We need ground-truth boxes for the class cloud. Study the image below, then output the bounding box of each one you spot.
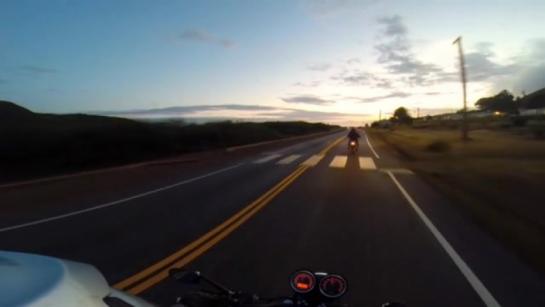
[95,104,364,125]
[346,57,361,65]
[473,40,545,93]
[377,15,407,37]
[296,15,450,90]
[348,91,411,103]
[302,0,378,17]
[464,45,519,81]
[435,71,459,83]
[375,78,393,89]
[344,90,447,104]
[292,80,322,87]
[293,15,545,100]
[387,59,442,76]
[105,104,275,116]
[510,64,545,94]
[331,70,372,85]
[307,63,332,71]
[347,90,445,103]
[179,29,234,48]
[282,108,364,123]
[524,38,545,62]
[474,41,494,56]
[374,15,445,86]
[19,65,58,74]
[281,94,335,105]
[331,70,393,88]
[423,91,441,96]
[491,39,545,94]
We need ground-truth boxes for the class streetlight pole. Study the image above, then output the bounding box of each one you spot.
[453,36,469,141]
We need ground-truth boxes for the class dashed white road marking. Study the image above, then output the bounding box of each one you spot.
[359,157,377,170]
[329,155,347,168]
[365,133,381,159]
[300,155,324,167]
[387,171,501,307]
[276,154,302,165]
[253,154,281,164]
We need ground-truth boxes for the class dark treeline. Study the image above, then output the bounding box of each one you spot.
[0,101,338,182]
[474,87,545,113]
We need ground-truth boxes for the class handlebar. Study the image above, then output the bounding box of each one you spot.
[169,269,405,307]
[174,291,347,307]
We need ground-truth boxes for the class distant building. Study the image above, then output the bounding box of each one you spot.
[520,108,545,116]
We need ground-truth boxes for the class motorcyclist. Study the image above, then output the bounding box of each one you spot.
[347,128,360,144]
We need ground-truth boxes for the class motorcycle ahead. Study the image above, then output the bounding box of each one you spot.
[348,140,358,155]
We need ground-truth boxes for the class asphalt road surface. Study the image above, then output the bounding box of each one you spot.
[1,130,544,307]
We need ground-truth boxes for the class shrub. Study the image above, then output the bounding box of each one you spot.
[511,116,527,127]
[528,120,545,139]
[426,140,451,152]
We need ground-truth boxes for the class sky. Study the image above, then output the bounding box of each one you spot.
[1,0,545,125]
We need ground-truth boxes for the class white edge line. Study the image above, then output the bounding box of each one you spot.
[0,163,243,233]
[365,133,381,159]
[386,171,501,307]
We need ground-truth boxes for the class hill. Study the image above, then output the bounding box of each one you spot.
[0,100,35,120]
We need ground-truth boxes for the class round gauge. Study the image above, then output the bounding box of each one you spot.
[290,270,316,294]
[319,274,347,298]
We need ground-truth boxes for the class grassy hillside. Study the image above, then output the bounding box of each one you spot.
[0,101,339,182]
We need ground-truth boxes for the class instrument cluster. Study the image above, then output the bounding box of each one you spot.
[290,270,347,300]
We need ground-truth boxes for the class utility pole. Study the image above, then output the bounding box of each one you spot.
[453,36,469,141]
[379,109,382,121]
[417,107,420,119]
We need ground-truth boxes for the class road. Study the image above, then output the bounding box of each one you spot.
[1,130,544,306]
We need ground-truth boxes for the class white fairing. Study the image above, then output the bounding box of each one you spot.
[0,251,155,307]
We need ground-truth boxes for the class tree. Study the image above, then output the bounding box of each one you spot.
[391,107,413,124]
[519,87,545,109]
[475,90,517,113]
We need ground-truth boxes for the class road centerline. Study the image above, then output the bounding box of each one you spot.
[115,166,307,291]
[126,166,308,294]
[115,136,345,294]
[387,170,501,307]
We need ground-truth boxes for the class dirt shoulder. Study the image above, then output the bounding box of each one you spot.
[368,127,545,275]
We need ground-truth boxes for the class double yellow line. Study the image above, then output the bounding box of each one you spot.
[114,135,344,294]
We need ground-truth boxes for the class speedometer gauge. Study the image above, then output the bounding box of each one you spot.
[319,274,347,298]
[290,270,315,294]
